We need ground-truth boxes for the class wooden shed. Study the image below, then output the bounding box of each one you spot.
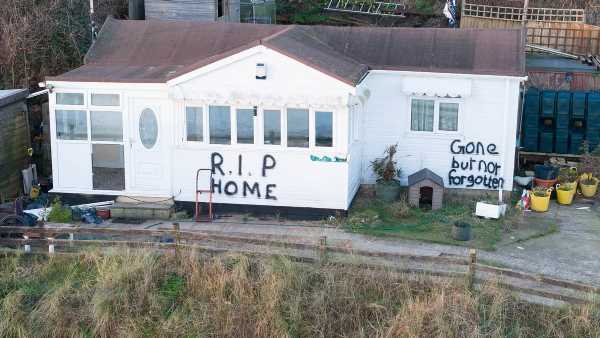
[408,169,444,210]
[0,89,30,198]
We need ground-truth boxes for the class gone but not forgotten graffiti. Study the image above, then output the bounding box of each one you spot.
[210,152,277,200]
[448,139,504,189]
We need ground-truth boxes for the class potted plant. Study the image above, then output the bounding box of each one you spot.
[557,167,578,191]
[530,186,553,212]
[370,144,402,202]
[556,184,575,205]
[475,191,507,219]
[452,220,472,241]
[578,142,600,198]
[580,173,599,198]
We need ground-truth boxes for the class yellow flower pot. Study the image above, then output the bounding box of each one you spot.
[530,188,552,212]
[556,184,575,205]
[579,174,599,198]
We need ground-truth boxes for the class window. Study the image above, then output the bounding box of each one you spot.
[315,111,333,147]
[56,93,84,105]
[263,109,281,145]
[56,110,87,140]
[209,105,231,144]
[91,94,119,106]
[91,111,123,142]
[287,108,309,148]
[411,99,434,132]
[185,107,203,142]
[410,98,460,133]
[439,102,459,131]
[139,108,158,149]
[236,108,254,144]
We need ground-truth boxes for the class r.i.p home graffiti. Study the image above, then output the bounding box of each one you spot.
[210,152,277,200]
[447,140,505,189]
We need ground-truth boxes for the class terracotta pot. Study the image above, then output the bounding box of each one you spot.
[533,177,557,188]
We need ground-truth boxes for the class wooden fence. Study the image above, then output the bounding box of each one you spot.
[462,1,585,23]
[0,225,598,305]
[0,91,30,199]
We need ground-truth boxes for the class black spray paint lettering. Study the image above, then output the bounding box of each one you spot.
[450,139,499,156]
[210,152,277,199]
[448,140,504,190]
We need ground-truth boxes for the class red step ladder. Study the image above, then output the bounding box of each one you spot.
[195,168,213,222]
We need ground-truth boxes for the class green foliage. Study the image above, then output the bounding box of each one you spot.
[346,197,504,250]
[47,197,72,223]
[415,0,436,15]
[276,0,329,25]
[370,144,401,183]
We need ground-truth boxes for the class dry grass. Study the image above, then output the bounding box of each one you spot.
[0,249,599,338]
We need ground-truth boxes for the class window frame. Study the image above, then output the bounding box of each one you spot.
[234,106,256,145]
[408,97,462,135]
[286,107,310,149]
[183,105,206,144]
[260,106,284,148]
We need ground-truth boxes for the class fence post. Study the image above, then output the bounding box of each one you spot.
[23,235,31,253]
[172,222,180,258]
[318,236,327,264]
[468,249,477,290]
[48,237,55,254]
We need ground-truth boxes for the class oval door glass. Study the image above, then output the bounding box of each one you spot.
[139,108,158,149]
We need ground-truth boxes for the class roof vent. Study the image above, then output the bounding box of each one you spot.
[256,63,267,80]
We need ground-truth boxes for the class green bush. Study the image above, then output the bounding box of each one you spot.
[415,0,435,15]
[47,197,72,223]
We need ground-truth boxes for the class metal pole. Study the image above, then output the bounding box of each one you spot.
[521,0,529,50]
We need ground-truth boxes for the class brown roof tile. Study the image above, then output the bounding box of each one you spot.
[48,18,525,85]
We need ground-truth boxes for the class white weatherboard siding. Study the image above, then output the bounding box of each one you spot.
[356,71,522,192]
[48,46,356,210]
[47,46,523,210]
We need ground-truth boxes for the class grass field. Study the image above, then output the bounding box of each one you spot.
[345,197,507,250]
[0,249,599,337]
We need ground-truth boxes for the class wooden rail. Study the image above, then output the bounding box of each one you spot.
[0,225,598,305]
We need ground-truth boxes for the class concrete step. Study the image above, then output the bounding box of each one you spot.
[110,196,174,220]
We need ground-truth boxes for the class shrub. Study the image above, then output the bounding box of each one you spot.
[578,141,600,178]
[370,144,401,184]
[47,197,72,223]
[388,196,411,218]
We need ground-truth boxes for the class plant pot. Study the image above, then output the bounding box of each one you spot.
[452,221,472,241]
[375,181,401,202]
[475,202,507,219]
[534,164,558,180]
[530,190,552,212]
[533,177,557,188]
[580,178,599,198]
[556,184,575,205]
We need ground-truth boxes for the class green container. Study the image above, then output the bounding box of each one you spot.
[452,221,472,241]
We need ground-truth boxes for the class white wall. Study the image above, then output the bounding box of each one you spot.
[356,71,523,192]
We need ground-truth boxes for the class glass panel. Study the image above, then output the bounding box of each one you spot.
[263,109,280,145]
[91,93,119,106]
[209,105,231,144]
[91,111,123,142]
[185,107,203,142]
[287,108,309,148]
[56,93,84,105]
[92,144,125,190]
[237,108,254,144]
[315,111,333,147]
[439,102,459,131]
[139,108,158,149]
[56,110,87,140]
[410,99,434,132]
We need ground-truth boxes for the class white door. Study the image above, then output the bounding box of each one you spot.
[128,99,170,195]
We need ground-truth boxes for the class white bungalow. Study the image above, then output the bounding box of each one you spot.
[46,18,526,212]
